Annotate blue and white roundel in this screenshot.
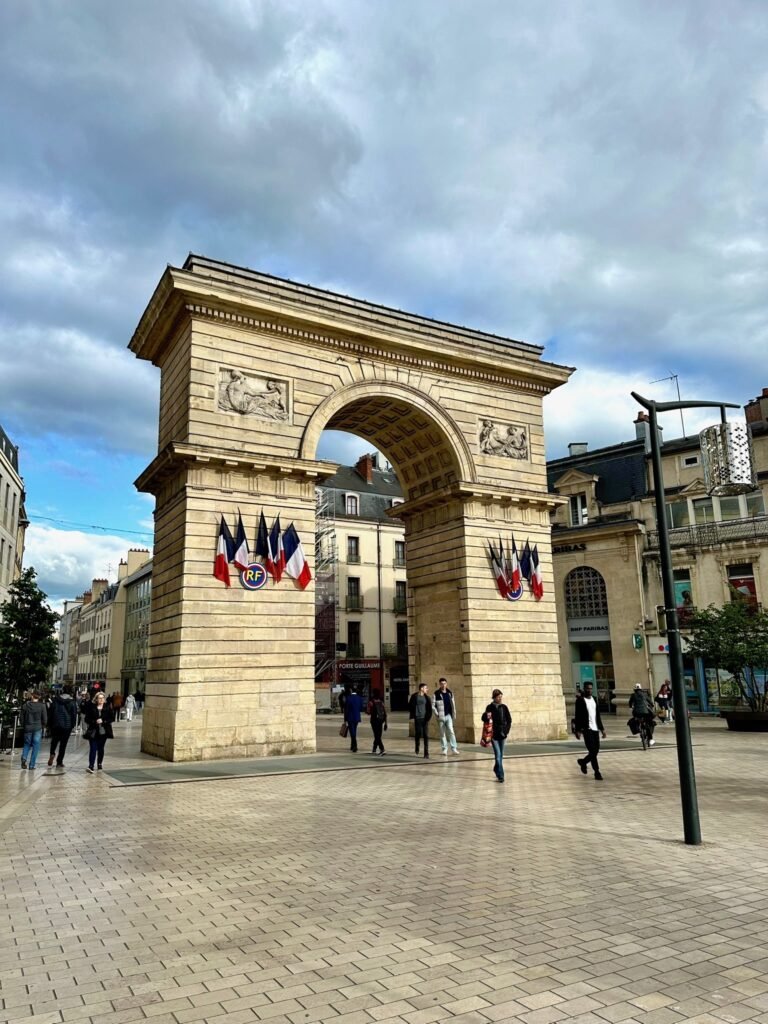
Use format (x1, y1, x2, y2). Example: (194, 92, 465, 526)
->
(240, 562, 268, 591)
(506, 582, 524, 602)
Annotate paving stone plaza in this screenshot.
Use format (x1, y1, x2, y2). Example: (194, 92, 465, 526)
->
(2, 716, 768, 1024)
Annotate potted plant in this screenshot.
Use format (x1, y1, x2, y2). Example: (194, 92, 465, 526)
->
(686, 602, 768, 730)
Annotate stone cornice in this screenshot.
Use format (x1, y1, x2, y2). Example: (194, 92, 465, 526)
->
(135, 442, 339, 494)
(388, 481, 566, 518)
(129, 266, 573, 396)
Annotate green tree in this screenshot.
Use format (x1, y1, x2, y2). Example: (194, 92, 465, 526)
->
(0, 568, 59, 711)
(686, 602, 768, 712)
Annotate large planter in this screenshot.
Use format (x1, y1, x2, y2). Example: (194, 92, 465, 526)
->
(720, 710, 768, 731)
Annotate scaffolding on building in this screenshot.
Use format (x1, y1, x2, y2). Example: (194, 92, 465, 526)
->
(314, 485, 339, 709)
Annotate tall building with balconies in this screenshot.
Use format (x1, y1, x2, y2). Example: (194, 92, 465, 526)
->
(315, 453, 409, 711)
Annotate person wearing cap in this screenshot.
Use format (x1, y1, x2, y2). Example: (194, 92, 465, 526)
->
(481, 689, 511, 783)
(629, 684, 656, 745)
(574, 681, 606, 780)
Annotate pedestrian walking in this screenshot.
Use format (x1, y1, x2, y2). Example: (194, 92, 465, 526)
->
(482, 689, 511, 783)
(47, 685, 77, 767)
(343, 685, 363, 753)
(433, 677, 459, 756)
(83, 692, 114, 773)
(134, 689, 144, 711)
(408, 682, 433, 758)
(366, 690, 388, 755)
(123, 693, 136, 722)
(20, 691, 47, 770)
(574, 682, 606, 780)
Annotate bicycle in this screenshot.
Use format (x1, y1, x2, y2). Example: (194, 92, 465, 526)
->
(637, 716, 653, 750)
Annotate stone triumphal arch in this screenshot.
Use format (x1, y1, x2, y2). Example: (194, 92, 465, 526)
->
(130, 254, 573, 761)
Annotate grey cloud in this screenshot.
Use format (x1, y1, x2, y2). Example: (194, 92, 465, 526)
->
(1, 0, 767, 464)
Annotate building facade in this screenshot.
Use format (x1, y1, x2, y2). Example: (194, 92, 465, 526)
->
(549, 389, 768, 715)
(315, 454, 409, 711)
(121, 558, 152, 697)
(0, 423, 27, 606)
(72, 549, 152, 693)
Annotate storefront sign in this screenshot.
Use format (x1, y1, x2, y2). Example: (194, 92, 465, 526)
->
(554, 543, 587, 554)
(567, 616, 610, 642)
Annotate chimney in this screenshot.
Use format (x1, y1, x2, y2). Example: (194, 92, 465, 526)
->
(91, 579, 108, 601)
(118, 559, 128, 581)
(744, 388, 768, 424)
(568, 442, 588, 457)
(355, 452, 375, 484)
(126, 548, 151, 574)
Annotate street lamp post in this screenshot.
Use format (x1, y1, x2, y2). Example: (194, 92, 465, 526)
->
(632, 392, 744, 846)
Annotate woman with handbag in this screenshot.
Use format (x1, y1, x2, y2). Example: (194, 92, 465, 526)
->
(82, 691, 114, 773)
(481, 689, 512, 783)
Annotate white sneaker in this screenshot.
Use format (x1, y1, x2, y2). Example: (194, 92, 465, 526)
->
(441, 750, 448, 756)
(649, 739, 656, 746)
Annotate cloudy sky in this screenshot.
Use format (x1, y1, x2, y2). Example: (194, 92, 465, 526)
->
(2, 0, 767, 607)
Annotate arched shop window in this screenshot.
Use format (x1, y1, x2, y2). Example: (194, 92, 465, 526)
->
(565, 566, 608, 619)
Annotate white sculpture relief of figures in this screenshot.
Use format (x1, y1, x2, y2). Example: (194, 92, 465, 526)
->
(218, 369, 289, 421)
(479, 419, 528, 460)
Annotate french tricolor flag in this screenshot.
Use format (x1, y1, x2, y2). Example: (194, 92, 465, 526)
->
(283, 523, 312, 590)
(531, 544, 544, 601)
(233, 512, 249, 571)
(213, 516, 235, 587)
(267, 516, 285, 583)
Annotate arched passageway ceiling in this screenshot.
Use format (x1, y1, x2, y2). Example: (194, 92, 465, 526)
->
(326, 395, 462, 501)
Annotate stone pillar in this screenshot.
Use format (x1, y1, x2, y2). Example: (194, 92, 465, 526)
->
(138, 454, 326, 761)
(403, 489, 567, 746)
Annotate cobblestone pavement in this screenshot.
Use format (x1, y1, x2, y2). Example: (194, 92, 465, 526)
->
(2, 718, 768, 1024)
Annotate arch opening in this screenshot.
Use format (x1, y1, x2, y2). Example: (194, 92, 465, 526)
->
(564, 566, 615, 715)
(301, 381, 474, 502)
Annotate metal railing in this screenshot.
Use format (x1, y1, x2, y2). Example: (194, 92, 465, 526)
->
(345, 645, 365, 658)
(381, 643, 408, 659)
(647, 515, 768, 551)
(393, 597, 407, 614)
(345, 595, 364, 612)
(346, 554, 361, 564)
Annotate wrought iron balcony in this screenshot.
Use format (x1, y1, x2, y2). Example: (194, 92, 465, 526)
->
(345, 644, 365, 658)
(646, 515, 768, 552)
(393, 597, 407, 615)
(345, 595, 364, 612)
(382, 643, 408, 659)
(346, 553, 361, 564)
(393, 557, 407, 568)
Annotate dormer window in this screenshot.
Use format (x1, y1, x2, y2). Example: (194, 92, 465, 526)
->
(569, 493, 588, 526)
(345, 494, 359, 516)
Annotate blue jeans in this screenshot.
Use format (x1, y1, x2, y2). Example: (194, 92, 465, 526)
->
(88, 735, 108, 768)
(492, 737, 506, 781)
(439, 714, 458, 753)
(22, 730, 42, 768)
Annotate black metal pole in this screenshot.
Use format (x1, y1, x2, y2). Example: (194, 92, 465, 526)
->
(644, 401, 702, 844)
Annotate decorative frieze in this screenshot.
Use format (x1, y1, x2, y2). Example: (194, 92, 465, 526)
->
(218, 368, 289, 422)
(479, 419, 529, 460)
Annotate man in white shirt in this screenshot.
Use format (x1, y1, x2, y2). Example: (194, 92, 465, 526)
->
(574, 682, 607, 781)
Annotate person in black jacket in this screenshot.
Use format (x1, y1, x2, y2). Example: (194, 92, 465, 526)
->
(408, 683, 433, 758)
(47, 686, 77, 767)
(83, 691, 114, 773)
(574, 682, 606, 780)
(482, 689, 512, 783)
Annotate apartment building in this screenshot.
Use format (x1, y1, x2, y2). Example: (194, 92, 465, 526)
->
(548, 387, 768, 715)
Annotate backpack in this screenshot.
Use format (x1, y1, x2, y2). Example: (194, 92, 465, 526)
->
(370, 700, 386, 723)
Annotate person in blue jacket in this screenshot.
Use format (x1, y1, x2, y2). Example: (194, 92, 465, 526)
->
(343, 685, 364, 753)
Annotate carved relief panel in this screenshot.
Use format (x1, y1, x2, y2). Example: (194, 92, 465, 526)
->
(478, 418, 529, 460)
(217, 368, 289, 422)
